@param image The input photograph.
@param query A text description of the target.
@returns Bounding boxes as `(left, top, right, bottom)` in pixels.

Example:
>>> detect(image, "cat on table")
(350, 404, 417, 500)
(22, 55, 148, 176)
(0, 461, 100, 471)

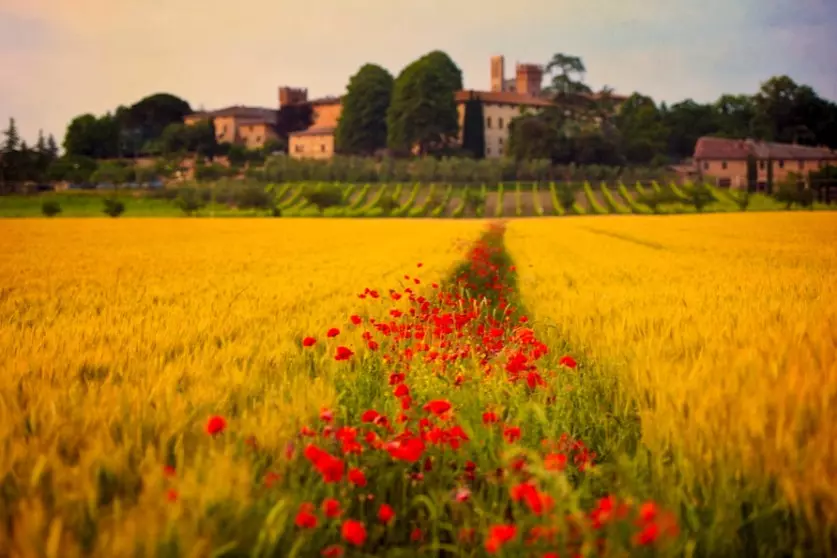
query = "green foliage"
(194, 163, 231, 181)
(302, 183, 344, 212)
(730, 189, 751, 211)
(174, 187, 206, 215)
(461, 94, 486, 159)
(583, 181, 608, 214)
(91, 161, 132, 184)
(683, 182, 715, 212)
(335, 64, 394, 155)
(387, 51, 462, 154)
(554, 183, 577, 212)
(102, 197, 125, 217)
(600, 183, 630, 214)
(41, 200, 61, 217)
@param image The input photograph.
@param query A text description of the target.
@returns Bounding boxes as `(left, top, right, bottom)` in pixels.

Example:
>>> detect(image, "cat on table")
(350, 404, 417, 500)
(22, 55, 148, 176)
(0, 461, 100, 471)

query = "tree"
(64, 113, 121, 158)
(461, 92, 486, 159)
(335, 64, 394, 155)
(159, 122, 190, 154)
(714, 94, 756, 139)
(124, 93, 192, 146)
(662, 100, 718, 159)
(387, 51, 462, 155)
(275, 104, 314, 150)
(2, 117, 20, 153)
(614, 94, 668, 164)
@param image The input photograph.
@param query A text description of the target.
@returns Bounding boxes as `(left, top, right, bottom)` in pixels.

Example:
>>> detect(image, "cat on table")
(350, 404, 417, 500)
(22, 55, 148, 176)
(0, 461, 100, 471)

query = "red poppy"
(327, 328, 340, 338)
(166, 488, 178, 502)
(348, 467, 367, 487)
(485, 524, 517, 553)
(559, 355, 577, 369)
(264, 471, 281, 488)
(295, 503, 318, 529)
(320, 409, 333, 422)
(378, 503, 395, 524)
(482, 411, 498, 425)
(321, 545, 344, 557)
(322, 498, 342, 518)
(367, 340, 379, 351)
(350, 315, 362, 325)
(544, 453, 567, 472)
(205, 415, 227, 436)
(341, 519, 367, 546)
(162, 465, 176, 478)
(634, 523, 660, 546)
(335, 346, 354, 361)
(423, 400, 452, 415)
(503, 425, 522, 444)
(303, 336, 316, 347)
(411, 528, 423, 542)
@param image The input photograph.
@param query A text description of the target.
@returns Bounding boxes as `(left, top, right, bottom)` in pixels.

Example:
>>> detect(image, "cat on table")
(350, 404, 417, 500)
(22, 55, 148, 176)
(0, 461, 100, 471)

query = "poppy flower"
(485, 524, 517, 553)
(295, 503, 318, 529)
(503, 425, 522, 444)
(335, 346, 354, 361)
(327, 328, 340, 338)
(321, 546, 344, 557)
(341, 519, 367, 546)
(205, 415, 227, 436)
(348, 467, 367, 487)
(303, 336, 316, 347)
(350, 315, 362, 325)
(361, 410, 380, 423)
(378, 503, 395, 524)
(482, 411, 498, 425)
(264, 471, 281, 488)
(322, 498, 342, 518)
(423, 400, 452, 415)
(559, 355, 577, 369)
(162, 465, 176, 478)
(166, 489, 178, 502)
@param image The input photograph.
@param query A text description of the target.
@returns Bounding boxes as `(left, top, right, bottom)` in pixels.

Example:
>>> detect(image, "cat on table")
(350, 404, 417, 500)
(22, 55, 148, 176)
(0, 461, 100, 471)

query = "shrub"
(731, 190, 751, 211)
(174, 188, 206, 216)
(102, 198, 125, 218)
(555, 183, 576, 213)
(234, 183, 274, 210)
(303, 183, 344, 212)
(684, 183, 714, 212)
(376, 191, 401, 214)
(41, 200, 62, 217)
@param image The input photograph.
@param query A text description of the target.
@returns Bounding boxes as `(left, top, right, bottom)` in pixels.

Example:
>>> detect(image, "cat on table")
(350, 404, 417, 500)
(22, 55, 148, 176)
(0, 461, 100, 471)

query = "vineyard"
(0, 213, 836, 557)
(1, 179, 834, 218)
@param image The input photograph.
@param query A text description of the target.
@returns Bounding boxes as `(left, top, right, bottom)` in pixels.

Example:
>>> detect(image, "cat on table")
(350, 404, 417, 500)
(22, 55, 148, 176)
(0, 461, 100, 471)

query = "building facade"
(693, 137, 837, 189)
(184, 106, 279, 150)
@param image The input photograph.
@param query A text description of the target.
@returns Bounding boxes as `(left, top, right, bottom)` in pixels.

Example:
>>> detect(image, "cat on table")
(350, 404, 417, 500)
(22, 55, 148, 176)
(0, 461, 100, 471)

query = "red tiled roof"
(186, 105, 278, 120)
(752, 141, 835, 160)
(455, 90, 553, 107)
(694, 137, 752, 160)
(288, 126, 336, 137)
(695, 136, 837, 160)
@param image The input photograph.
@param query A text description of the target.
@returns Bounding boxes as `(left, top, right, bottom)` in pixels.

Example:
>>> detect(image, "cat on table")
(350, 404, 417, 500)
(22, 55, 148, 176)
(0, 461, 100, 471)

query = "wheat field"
(506, 213, 837, 543)
(0, 219, 483, 556)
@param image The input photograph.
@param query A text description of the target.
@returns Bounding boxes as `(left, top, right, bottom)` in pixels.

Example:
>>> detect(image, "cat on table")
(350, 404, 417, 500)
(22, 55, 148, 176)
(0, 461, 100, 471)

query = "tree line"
(2, 49, 836, 192)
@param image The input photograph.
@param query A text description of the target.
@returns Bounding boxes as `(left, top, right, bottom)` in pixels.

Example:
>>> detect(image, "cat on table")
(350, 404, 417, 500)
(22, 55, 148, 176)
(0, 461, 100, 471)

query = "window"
(486, 117, 492, 128)
(778, 160, 785, 168)
(256, 136, 261, 143)
(721, 161, 728, 170)
(703, 162, 709, 170)
(759, 160, 766, 170)
(486, 147, 491, 155)
(320, 144, 326, 153)
(798, 160, 804, 170)
(498, 117, 504, 129)
(294, 144, 304, 153)
(718, 178, 731, 187)
(499, 137, 504, 145)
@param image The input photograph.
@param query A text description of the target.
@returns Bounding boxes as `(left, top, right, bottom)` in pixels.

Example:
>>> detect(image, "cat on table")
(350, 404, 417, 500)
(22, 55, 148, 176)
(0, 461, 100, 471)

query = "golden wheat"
(0, 218, 483, 556)
(506, 213, 837, 530)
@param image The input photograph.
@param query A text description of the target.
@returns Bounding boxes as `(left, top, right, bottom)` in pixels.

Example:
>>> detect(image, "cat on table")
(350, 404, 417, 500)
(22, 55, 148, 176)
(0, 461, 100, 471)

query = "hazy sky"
(1, 0, 836, 145)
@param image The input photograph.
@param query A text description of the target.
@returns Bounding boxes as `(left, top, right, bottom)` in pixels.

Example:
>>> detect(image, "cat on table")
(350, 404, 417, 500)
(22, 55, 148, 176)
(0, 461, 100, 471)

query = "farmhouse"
(693, 137, 837, 190)
(184, 106, 279, 150)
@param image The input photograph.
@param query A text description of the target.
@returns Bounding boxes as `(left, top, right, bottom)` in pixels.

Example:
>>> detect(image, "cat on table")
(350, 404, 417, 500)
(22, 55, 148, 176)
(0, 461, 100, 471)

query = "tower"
(278, 86, 308, 108)
(515, 64, 543, 97)
(490, 56, 505, 92)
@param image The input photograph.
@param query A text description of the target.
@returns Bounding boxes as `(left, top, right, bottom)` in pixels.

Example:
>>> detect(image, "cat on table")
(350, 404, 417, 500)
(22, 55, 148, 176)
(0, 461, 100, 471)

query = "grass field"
(0, 214, 835, 557)
(3, 181, 834, 218)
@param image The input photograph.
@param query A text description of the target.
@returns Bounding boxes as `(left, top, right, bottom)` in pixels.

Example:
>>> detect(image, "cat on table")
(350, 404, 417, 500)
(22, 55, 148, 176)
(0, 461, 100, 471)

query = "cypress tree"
(746, 154, 757, 192)
(766, 157, 774, 194)
(461, 92, 485, 159)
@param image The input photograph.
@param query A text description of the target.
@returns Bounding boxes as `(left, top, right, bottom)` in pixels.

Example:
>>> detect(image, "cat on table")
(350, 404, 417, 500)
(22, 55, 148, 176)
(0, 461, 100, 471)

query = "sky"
(1, 0, 836, 146)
